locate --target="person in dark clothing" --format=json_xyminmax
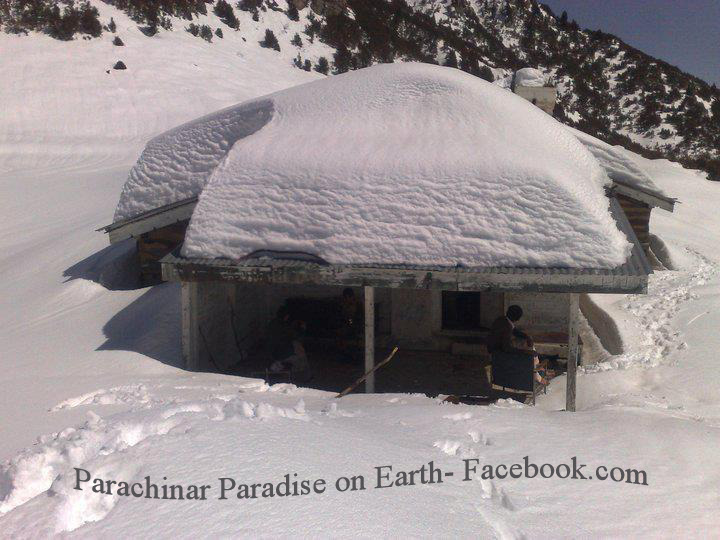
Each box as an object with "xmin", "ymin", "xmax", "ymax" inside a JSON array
[
  {"xmin": 487, "ymin": 305, "xmax": 547, "ymax": 385},
  {"xmin": 487, "ymin": 305, "xmax": 528, "ymax": 354}
]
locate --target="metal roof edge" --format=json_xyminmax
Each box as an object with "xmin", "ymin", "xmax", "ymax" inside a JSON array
[
  {"xmin": 98, "ymin": 196, "xmax": 198, "ymax": 244},
  {"xmin": 611, "ymin": 180, "xmax": 676, "ymax": 212}
]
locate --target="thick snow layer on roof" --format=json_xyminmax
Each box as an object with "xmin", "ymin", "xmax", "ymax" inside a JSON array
[
  {"xmin": 113, "ymin": 100, "xmax": 275, "ymax": 222},
  {"xmin": 514, "ymin": 67, "xmax": 546, "ymax": 87},
  {"xmin": 567, "ymin": 126, "xmax": 669, "ymax": 198},
  {"xmin": 177, "ymin": 63, "xmax": 630, "ymax": 268}
]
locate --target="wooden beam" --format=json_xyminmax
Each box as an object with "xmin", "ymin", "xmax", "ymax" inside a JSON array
[
  {"xmin": 566, "ymin": 293, "xmax": 580, "ymax": 412},
  {"xmin": 336, "ymin": 347, "xmax": 398, "ymax": 398},
  {"xmin": 364, "ymin": 286, "xmax": 375, "ymax": 393},
  {"xmin": 161, "ymin": 260, "xmax": 649, "ymax": 295},
  {"xmin": 181, "ymin": 282, "xmax": 199, "ymax": 371}
]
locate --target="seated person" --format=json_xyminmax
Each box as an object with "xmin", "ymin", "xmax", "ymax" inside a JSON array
[
  {"xmin": 487, "ymin": 305, "xmax": 548, "ymax": 385},
  {"xmin": 265, "ymin": 306, "xmax": 310, "ymax": 380}
]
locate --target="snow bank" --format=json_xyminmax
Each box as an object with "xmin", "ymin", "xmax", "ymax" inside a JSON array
[
  {"xmin": 568, "ymin": 126, "xmax": 669, "ymax": 198},
  {"xmin": 514, "ymin": 67, "xmax": 546, "ymax": 87},
  {"xmin": 177, "ymin": 63, "xmax": 630, "ymax": 268}
]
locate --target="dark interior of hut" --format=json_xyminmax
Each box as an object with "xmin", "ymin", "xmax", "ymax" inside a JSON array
[{"xmin": 222, "ymin": 293, "xmax": 561, "ymax": 403}]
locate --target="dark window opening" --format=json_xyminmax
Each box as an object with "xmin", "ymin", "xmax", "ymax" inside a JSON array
[{"xmin": 442, "ymin": 291, "xmax": 482, "ymax": 330}]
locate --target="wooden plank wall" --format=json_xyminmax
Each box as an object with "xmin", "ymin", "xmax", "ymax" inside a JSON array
[
  {"xmin": 616, "ymin": 194, "xmax": 651, "ymax": 253},
  {"xmin": 137, "ymin": 220, "xmax": 189, "ymax": 285}
]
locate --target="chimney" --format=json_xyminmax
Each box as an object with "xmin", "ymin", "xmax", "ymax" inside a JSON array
[{"xmin": 512, "ymin": 68, "xmax": 557, "ymax": 114}]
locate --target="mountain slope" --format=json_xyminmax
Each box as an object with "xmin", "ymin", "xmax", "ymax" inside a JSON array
[{"xmin": 3, "ymin": 0, "xmax": 718, "ymax": 178}]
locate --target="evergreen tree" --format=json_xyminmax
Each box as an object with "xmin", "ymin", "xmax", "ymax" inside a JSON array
[
  {"xmin": 333, "ymin": 44, "xmax": 353, "ymax": 73},
  {"xmin": 559, "ymin": 10, "xmax": 568, "ymax": 26},
  {"xmin": 260, "ymin": 28, "xmax": 280, "ymax": 51},
  {"xmin": 637, "ymin": 100, "xmax": 662, "ymax": 131},
  {"xmin": 303, "ymin": 59, "xmax": 311, "ymax": 71},
  {"xmin": 286, "ymin": 2, "xmax": 299, "ymax": 21},
  {"xmin": 113, "ymin": 35, "xmax": 124, "ymax": 46},
  {"xmin": 214, "ymin": 0, "xmax": 239, "ymax": 30},
  {"xmin": 315, "ymin": 56, "xmax": 329, "ymax": 74},
  {"xmin": 79, "ymin": 3, "xmax": 102, "ymax": 37},
  {"xmin": 238, "ymin": 0, "xmax": 262, "ymax": 11},
  {"xmin": 199, "ymin": 24, "xmax": 213, "ymax": 42},
  {"xmin": 140, "ymin": 3, "xmax": 160, "ymax": 36},
  {"xmin": 49, "ymin": 5, "xmax": 80, "ymax": 40},
  {"xmin": 291, "ymin": 32, "xmax": 302, "ymax": 47},
  {"xmin": 711, "ymin": 99, "xmax": 720, "ymax": 125},
  {"xmin": 215, "ymin": 27, "xmax": 223, "ymax": 38},
  {"xmin": 108, "ymin": 17, "xmax": 117, "ymax": 32},
  {"xmin": 443, "ymin": 49, "xmax": 458, "ymax": 68},
  {"xmin": 459, "ymin": 53, "xmax": 478, "ymax": 75}
]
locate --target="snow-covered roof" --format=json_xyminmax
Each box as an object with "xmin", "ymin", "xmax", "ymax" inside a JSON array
[
  {"xmin": 114, "ymin": 99, "xmax": 274, "ymax": 222},
  {"xmin": 116, "ymin": 63, "xmax": 632, "ymax": 269},
  {"xmin": 567, "ymin": 127, "xmax": 673, "ymax": 206},
  {"xmin": 514, "ymin": 67, "xmax": 547, "ymax": 87}
]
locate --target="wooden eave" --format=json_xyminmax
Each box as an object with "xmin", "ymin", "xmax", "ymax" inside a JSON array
[
  {"xmin": 611, "ymin": 181, "xmax": 676, "ymax": 212},
  {"xmin": 98, "ymin": 196, "xmax": 198, "ymax": 244}
]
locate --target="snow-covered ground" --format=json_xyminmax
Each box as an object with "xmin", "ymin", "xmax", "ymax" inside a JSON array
[{"xmin": 1, "ymin": 5, "xmax": 720, "ymax": 537}]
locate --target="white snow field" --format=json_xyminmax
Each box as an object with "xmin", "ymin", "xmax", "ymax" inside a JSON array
[{"xmin": 1, "ymin": 4, "xmax": 720, "ymax": 538}]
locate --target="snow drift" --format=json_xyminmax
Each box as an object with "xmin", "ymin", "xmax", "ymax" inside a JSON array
[{"xmin": 117, "ymin": 63, "xmax": 631, "ymax": 268}]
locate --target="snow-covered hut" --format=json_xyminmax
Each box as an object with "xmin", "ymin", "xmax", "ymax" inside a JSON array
[{"xmin": 101, "ymin": 63, "xmax": 655, "ymax": 410}]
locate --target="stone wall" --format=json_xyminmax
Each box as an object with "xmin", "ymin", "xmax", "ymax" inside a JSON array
[{"xmin": 390, "ymin": 289, "xmax": 440, "ymax": 350}]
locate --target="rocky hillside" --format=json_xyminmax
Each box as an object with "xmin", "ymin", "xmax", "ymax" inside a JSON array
[{"xmin": 2, "ymin": 0, "xmax": 718, "ymax": 178}]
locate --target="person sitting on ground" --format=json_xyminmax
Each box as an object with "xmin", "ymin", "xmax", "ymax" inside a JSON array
[
  {"xmin": 487, "ymin": 305, "xmax": 548, "ymax": 385},
  {"xmin": 265, "ymin": 305, "xmax": 310, "ymax": 381}
]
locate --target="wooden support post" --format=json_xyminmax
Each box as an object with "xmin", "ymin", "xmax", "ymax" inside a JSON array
[
  {"xmin": 364, "ymin": 286, "xmax": 375, "ymax": 393},
  {"xmin": 566, "ymin": 293, "xmax": 579, "ymax": 412},
  {"xmin": 181, "ymin": 281, "xmax": 200, "ymax": 371}
]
